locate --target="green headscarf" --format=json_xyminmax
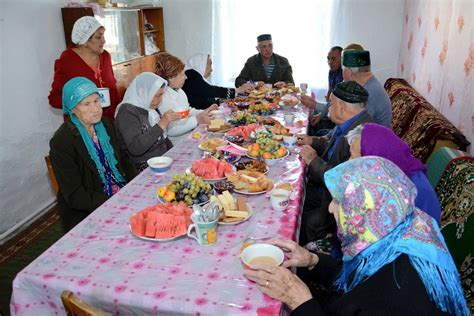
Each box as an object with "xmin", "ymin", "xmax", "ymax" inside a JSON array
[{"xmin": 62, "ymin": 77, "xmax": 125, "ymax": 194}]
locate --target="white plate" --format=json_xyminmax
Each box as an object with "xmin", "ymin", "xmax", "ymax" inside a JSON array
[
  {"xmin": 219, "ymin": 204, "xmax": 253, "ymax": 226},
  {"xmin": 157, "ymin": 194, "xmax": 209, "ymax": 207},
  {"xmin": 246, "ymin": 150, "xmax": 290, "ymax": 162},
  {"xmin": 185, "ymin": 166, "xmax": 236, "ymax": 182},
  {"xmin": 235, "ymin": 162, "xmax": 269, "ymax": 175},
  {"xmin": 198, "ymin": 139, "xmax": 228, "ymax": 152},
  {"xmin": 278, "ymin": 101, "xmax": 300, "ymax": 107},
  {"xmin": 129, "ymin": 225, "xmax": 187, "ymax": 242}
]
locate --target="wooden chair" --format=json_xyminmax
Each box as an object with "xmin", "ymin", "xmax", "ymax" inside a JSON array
[
  {"xmin": 61, "ymin": 291, "xmax": 110, "ymax": 316},
  {"xmin": 44, "ymin": 155, "xmax": 59, "ymax": 195}
]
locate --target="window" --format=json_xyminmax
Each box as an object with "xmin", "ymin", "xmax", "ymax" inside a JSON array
[{"xmin": 211, "ymin": 0, "xmax": 334, "ymax": 92}]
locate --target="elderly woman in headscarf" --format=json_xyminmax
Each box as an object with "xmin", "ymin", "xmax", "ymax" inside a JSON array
[
  {"xmin": 49, "ymin": 16, "xmax": 120, "ymax": 121},
  {"xmin": 346, "ymin": 123, "xmax": 441, "ymax": 221},
  {"xmin": 49, "ymin": 77, "xmax": 136, "ymax": 232},
  {"xmin": 155, "ymin": 52, "xmax": 216, "ymax": 142},
  {"xmin": 244, "ymin": 156, "xmax": 468, "ymax": 315},
  {"xmin": 182, "ymin": 53, "xmax": 253, "ymax": 109},
  {"xmin": 115, "ymin": 72, "xmax": 181, "ymax": 171}
]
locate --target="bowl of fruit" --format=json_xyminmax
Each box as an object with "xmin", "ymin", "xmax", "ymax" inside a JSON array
[
  {"xmin": 157, "ymin": 173, "xmax": 213, "ymax": 206},
  {"xmin": 246, "ymin": 136, "xmax": 289, "ymax": 165},
  {"xmin": 248, "ymin": 103, "xmax": 276, "ymax": 117},
  {"xmin": 228, "ymin": 112, "xmax": 257, "ymax": 126}
]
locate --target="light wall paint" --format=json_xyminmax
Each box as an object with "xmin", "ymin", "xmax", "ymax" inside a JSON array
[
  {"xmin": 331, "ymin": 0, "xmax": 405, "ymax": 83},
  {"xmin": 0, "ymin": 0, "xmax": 405, "ymax": 240},
  {"xmin": 1, "ymin": 0, "xmax": 68, "ymax": 239}
]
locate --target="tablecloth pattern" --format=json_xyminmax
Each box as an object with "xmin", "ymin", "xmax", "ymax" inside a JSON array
[{"xmin": 11, "ymin": 107, "xmax": 308, "ymax": 315}]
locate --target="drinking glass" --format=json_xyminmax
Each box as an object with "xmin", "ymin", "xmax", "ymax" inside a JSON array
[{"xmin": 299, "ymin": 83, "xmax": 308, "ymax": 94}]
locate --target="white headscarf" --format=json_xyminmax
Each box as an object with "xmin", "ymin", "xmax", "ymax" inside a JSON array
[
  {"xmin": 115, "ymin": 72, "xmax": 168, "ymax": 127},
  {"xmin": 71, "ymin": 16, "xmax": 103, "ymax": 45},
  {"xmin": 186, "ymin": 53, "xmax": 210, "ymax": 80}
]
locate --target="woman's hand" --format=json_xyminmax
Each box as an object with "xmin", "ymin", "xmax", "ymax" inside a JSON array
[
  {"xmin": 158, "ymin": 110, "xmax": 181, "ymax": 129},
  {"xmin": 309, "ymin": 114, "xmax": 322, "ymax": 126},
  {"xmin": 196, "ymin": 110, "xmax": 214, "ymax": 125},
  {"xmin": 268, "ymin": 239, "xmax": 319, "ymax": 269},
  {"xmin": 236, "ymin": 84, "xmax": 253, "ymax": 95},
  {"xmin": 207, "ymin": 104, "xmax": 219, "ymax": 112},
  {"xmin": 243, "ymin": 264, "xmax": 313, "ymax": 311}
]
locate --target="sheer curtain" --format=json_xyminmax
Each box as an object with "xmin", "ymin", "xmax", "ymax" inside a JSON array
[{"xmin": 211, "ymin": 0, "xmax": 335, "ymax": 93}]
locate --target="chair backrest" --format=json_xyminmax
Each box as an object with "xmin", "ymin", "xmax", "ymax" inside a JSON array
[
  {"xmin": 61, "ymin": 291, "xmax": 110, "ymax": 316},
  {"xmin": 44, "ymin": 155, "xmax": 59, "ymax": 195}
]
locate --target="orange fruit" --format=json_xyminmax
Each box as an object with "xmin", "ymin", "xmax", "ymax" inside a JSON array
[
  {"xmin": 263, "ymin": 152, "xmax": 272, "ymax": 159},
  {"xmin": 250, "ymin": 150, "xmax": 259, "ymax": 157},
  {"xmin": 276, "ymin": 147, "xmax": 287, "ymax": 157},
  {"xmin": 250, "ymin": 144, "xmax": 260, "ymax": 151}
]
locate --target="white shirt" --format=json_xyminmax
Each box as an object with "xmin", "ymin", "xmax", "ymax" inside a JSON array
[{"xmin": 159, "ymin": 87, "xmax": 202, "ymax": 143}]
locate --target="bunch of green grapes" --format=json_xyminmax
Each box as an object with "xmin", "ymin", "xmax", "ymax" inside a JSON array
[
  {"xmin": 256, "ymin": 137, "xmax": 280, "ymax": 153},
  {"xmin": 169, "ymin": 173, "xmax": 212, "ymax": 205}
]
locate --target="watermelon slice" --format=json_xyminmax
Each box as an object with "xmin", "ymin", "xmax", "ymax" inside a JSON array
[{"xmin": 129, "ymin": 202, "xmax": 192, "ymax": 240}]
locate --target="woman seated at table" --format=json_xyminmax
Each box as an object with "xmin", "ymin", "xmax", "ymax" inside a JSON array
[
  {"xmin": 155, "ymin": 52, "xmax": 216, "ymax": 142},
  {"xmin": 182, "ymin": 53, "xmax": 253, "ymax": 109},
  {"xmin": 48, "ymin": 16, "xmax": 120, "ymax": 121},
  {"xmin": 50, "ymin": 77, "xmax": 137, "ymax": 232},
  {"xmin": 115, "ymin": 72, "xmax": 181, "ymax": 171},
  {"xmin": 346, "ymin": 123, "xmax": 441, "ymax": 221},
  {"xmin": 244, "ymin": 156, "xmax": 467, "ymax": 315}
]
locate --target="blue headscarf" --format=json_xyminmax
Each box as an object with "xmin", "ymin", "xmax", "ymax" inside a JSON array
[
  {"xmin": 62, "ymin": 77, "xmax": 126, "ymax": 194},
  {"xmin": 324, "ymin": 156, "xmax": 468, "ymax": 315}
]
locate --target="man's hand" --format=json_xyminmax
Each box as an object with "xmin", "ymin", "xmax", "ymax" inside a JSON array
[
  {"xmin": 300, "ymin": 95, "xmax": 317, "ymax": 109},
  {"xmin": 296, "ymin": 134, "xmax": 313, "ymax": 146},
  {"xmin": 309, "ymin": 114, "xmax": 322, "ymax": 126},
  {"xmin": 274, "ymin": 81, "xmax": 286, "ymax": 88},
  {"xmin": 299, "ymin": 145, "xmax": 317, "ymax": 165}
]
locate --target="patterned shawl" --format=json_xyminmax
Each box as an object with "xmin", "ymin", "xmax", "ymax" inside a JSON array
[{"xmin": 324, "ymin": 156, "xmax": 468, "ymax": 315}]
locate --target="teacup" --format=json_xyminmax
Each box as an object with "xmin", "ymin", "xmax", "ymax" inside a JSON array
[
  {"xmin": 187, "ymin": 216, "xmax": 218, "ymax": 246},
  {"xmin": 97, "ymin": 88, "xmax": 111, "ymax": 108},
  {"xmin": 241, "ymin": 243, "xmax": 284, "ymax": 269},
  {"xmin": 284, "ymin": 113, "xmax": 295, "ymax": 125},
  {"xmin": 283, "ymin": 136, "xmax": 297, "ymax": 151},
  {"xmin": 270, "ymin": 189, "xmax": 291, "ymax": 211}
]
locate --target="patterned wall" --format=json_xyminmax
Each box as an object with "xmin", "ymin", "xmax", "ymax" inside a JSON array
[{"xmin": 398, "ymin": 0, "xmax": 473, "ymax": 154}]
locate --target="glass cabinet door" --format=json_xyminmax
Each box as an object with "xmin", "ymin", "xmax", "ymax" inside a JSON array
[{"xmin": 101, "ymin": 9, "xmax": 142, "ymax": 64}]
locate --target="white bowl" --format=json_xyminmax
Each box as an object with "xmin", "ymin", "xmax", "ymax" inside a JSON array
[
  {"xmin": 241, "ymin": 243, "xmax": 284, "ymax": 268},
  {"xmin": 147, "ymin": 156, "xmax": 173, "ymax": 174}
]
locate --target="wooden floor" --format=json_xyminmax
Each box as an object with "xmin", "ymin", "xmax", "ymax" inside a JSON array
[{"xmin": 0, "ymin": 206, "xmax": 65, "ymax": 316}]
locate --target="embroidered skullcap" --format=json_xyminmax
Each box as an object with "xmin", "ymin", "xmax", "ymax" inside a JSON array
[
  {"xmin": 62, "ymin": 77, "xmax": 98, "ymax": 115},
  {"xmin": 332, "ymin": 81, "xmax": 368, "ymax": 103},
  {"xmin": 257, "ymin": 34, "xmax": 272, "ymax": 42},
  {"xmin": 71, "ymin": 16, "xmax": 103, "ymax": 45},
  {"xmin": 155, "ymin": 52, "xmax": 185, "ymax": 80},
  {"xmin": 343, "ymin": 50, "xmax": 371, "ymax": 67}
]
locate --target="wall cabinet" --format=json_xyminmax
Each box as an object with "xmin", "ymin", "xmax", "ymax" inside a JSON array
[{"xmin": 61, "ymin": 7, "xmax": 165, "ymax": 96}]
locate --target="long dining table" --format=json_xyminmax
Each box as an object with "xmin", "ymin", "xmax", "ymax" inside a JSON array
[{"xmin": 11, "ymin": 106, "xmax": 309, "ymax": 315}]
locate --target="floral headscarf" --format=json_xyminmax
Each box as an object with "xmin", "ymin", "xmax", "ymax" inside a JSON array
[{"xmin": 324, "ymin": 156, "xmax": 468, "ymax": 315}]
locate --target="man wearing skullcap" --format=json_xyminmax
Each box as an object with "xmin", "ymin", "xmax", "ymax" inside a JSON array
[
  {"xmin": 296, "ymin": 81, "xmax": 374, "ymax": 245},
  {"xmin": 342, "ymin": 50, "xmax": 392, "ymax": 127},
  {"xmin": 49, "ymin": 16, "xmax": 120, "ymax": 121},
  {"xmin": 235, "ymin": 34, "xmax": 294, "ymax": 88}
]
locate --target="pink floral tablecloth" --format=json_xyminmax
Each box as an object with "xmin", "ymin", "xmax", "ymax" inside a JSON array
[{"xmin": 11, "ymin": 107, "xmax": 309, "ymax": 315}]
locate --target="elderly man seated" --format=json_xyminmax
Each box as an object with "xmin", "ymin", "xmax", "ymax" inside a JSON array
[
  {"xmin": 301, "ymin": 46, "xmax": 343, "ymax": 136},
  {"xmin": 235, "ymin": 34, "xmax": 294, "ymax": 88},
  {"xmin": 297, "ymin": 81, "xmax": 373, "ymax": 245},
  {"xmin": 342, "ymin": 50, "xmax": 392, "ymax": 128}
]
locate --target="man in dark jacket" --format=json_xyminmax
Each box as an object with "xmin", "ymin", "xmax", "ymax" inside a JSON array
[
  {"xmin": 297, "ymin": 81, "xmax": 374, "ymax": 244},
  {"xmin": 235, "ymin": 34, "xmax": 294, "ymax": 88}
]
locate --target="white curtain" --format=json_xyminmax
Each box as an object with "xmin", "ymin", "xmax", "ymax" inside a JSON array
[{"xmin": 211, "ymin": 0, "xmax": 335, "ymax": 93}]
